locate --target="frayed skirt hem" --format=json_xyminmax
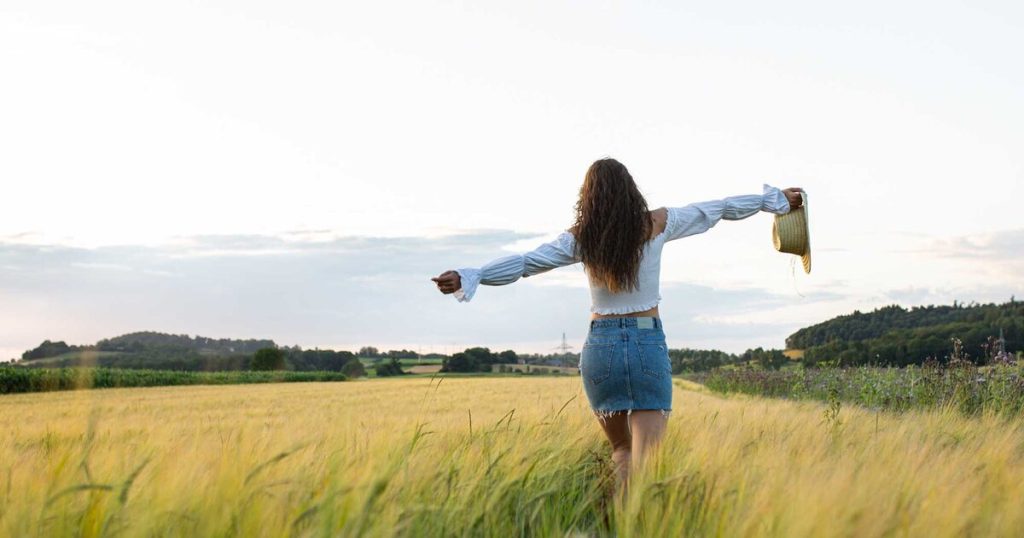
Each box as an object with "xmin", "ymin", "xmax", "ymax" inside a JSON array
[{"xmin": 591, "ymin": 408, "xmax": 672, "ymax": 423}]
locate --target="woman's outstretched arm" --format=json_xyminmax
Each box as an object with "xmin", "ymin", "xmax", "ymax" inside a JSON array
[
  {"xmin": 662, "ymin": 184, "xmax": 802, "ymax": 242},
  {"xmin": 431, "ymin": 231, "xmax": 580, "ymax": 302}
]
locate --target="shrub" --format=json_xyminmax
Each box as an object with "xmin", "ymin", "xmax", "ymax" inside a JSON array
[
  {"xmin": 341, "ymin": 357, "xmax": 368, "ymax": 378},
  {"xmin": 375, "ymin": 358, "xmax": 405, "ymax": 377}
]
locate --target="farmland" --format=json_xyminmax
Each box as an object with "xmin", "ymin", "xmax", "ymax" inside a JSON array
[
  {"xmin": 0, "ymin": 367, "xmax": 348, "ymax": 395},
  {"xmin": 2, "ymin": 376, "xmax": 1023, "ymax": 536},
  {"xmin": 357, "ymin": 357, "xmax": 579, "ymax": 376}
]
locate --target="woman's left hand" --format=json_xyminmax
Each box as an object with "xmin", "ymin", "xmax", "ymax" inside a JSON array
[
  {"xmin": 431, "ymin": 270, "xmax": 462, "ymax": 294},
  {"xmin": 782, "ymin": 187, "xmax": 804, "ymax": 210}
]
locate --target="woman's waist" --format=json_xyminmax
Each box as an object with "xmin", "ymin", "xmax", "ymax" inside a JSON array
[
  {"xmin": 588, "ymin": 282, "xmax": 661, "ymax": 318},
  {"xmin": 588, "ymin": 314, "xmax": 662, "ymax": 330},
  {"xmin": 590, "ymin": 304, "xmax": 659, "ymax": 320}
]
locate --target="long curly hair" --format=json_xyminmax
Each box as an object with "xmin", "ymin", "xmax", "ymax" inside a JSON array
[{"xmin": 571, "ymin": 158, "xmax": 651, "ymax": 293}]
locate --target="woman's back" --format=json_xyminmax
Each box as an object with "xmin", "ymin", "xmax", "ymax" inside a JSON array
[{"xmin": 585, "ymin": 209, "xmax": 668, "ymax": 315}]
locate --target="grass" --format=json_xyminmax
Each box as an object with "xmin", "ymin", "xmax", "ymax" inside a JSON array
[
  {"xmin": 0, "ymin": 367, "xmax": 348, "ymax": 394},
  {"xmin": 686, "ymin": 360, "xmax": 1024, "ymax": 417},
  {"xmin": 1, "ymin": 377, "xmax": 1023, "ymax": 536}
]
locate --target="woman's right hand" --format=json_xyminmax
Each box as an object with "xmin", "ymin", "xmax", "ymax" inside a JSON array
[
  {"xmin": 782, "ymin": 187, "xmax": 804, "ymax": 210},
  {"xmin": 431, "ymin": 270, "xmax": 462, "ymax": 295}
]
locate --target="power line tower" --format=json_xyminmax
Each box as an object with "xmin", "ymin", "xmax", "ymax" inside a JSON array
[{"xmin": 554, "ymin": 332, "xmax": 573, "ymax": 354}]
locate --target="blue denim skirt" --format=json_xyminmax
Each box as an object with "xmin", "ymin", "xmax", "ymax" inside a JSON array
[{"xmin": 579, "ymin": 317, "xmax": 673, "ymax": 420}]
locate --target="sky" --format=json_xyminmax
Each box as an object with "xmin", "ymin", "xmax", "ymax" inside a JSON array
[{"xmin": 1, "ymin": 1, "xmax": 1021, "ymax": 360}]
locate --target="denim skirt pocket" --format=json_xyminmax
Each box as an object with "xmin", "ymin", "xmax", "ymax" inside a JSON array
[
  {"xmin": 636, "ymin": 340, "xmax": 670, "ymax": 379},
  {"xmin": 580, "ymin": 342, "xmax": 615, "ymax": 385}
]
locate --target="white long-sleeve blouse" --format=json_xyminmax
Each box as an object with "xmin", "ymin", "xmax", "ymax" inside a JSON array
[{"xmin": 452, "ymin": 184, "xmax": 791, "ymax": 314}]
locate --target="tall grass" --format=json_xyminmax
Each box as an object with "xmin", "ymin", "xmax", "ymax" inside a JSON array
[
  {"xmin": 0, "ymin": 367, "xmax": 347, "ymax": 394},
  {"xmin": 1, "ymin": 377, "xmax": 1023, "ymax": 536},
  {"xmin": 688, "ymin": 360, "xmax": 1024, "ymax": 417}
]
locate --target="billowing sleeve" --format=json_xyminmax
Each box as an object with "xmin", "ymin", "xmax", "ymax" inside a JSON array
[
  {"xmin": 663, "ymin": 184, "xmax": 791, "ymax": 242},
  {"xmin": 452, "ymin": 231, "xmax": 580, "ymax": 302}
]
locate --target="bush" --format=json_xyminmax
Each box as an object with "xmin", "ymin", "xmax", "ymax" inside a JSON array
[
  {"xmin": 341, "ymin": 357, "xmax": 367, "ymax": 378},
  {"xmin": 375, "ymin": 357, "xmax": 405, "ymax": 377}
]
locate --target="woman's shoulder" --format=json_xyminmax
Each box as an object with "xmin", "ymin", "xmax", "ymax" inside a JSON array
[{"xmin": 650, "ymin": 208, "xmax": 668, "ymax": 239}]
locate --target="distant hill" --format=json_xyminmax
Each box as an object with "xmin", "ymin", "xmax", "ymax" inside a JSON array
[
  {"xmin": 97, "ymin": 331, "xmax": 275, "ymax": 355},
  {"xmin": 18, "ymin": 331, "xmax": 357, "ymax": 373},
  {"xmin": 22, "ymin": 331, "xmax": 276, "ymax": 361},
  {"xmin": 787, "ymin": 299, "xmax": 1023, "ymax": 367}
]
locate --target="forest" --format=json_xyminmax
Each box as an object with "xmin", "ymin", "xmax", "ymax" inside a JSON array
[{"xmin": 789, "ymin": 299, "xmax": 1022, "ymax": 366}]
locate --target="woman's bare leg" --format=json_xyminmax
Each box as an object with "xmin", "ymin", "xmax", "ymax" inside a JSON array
[
  {"xmin": 628, "ymin": 410, "xmax": 668, "ymax": 469},
  {"xmin": 596, "ymin": 413, "xmax": 632, "ymax": 491}
]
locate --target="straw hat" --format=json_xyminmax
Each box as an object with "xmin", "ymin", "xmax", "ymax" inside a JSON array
[{"xmin": 772, "ymin": 191, "xmax": 811, "ymax": 273}]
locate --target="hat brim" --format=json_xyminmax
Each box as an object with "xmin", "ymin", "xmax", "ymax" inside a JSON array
[{"xmin": 800, "ymin": 191, "xmax": 811, "ymax": 274}]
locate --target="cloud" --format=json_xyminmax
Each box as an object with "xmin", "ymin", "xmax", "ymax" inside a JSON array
[
  {"xmin": 0, "ymin": 230, "xmax": 561, "ymax": 356},
  {"xmin": 925, "ymin": 228, "xmax": 1024, "ymax": 261},
  {"xmin": 70, "ymin": 262, "xmax": 134, "ymax": 272},
  {"xmin": 0, "ymin": 230, "xmax": 844, "ymax": 357},
  {"xmin": 880, "ymin": 284, "xmax": 1019, "ymax": 307}
]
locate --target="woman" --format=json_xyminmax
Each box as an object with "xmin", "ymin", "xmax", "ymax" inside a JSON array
[{"xmin": 431, "ymin": 158, "xmax": 802, "ymax": 490}]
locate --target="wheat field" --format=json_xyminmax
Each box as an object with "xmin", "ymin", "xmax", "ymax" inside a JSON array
[{"xmin": 1, "ymin": 376, "xmax": 1022, "ymax": 537}]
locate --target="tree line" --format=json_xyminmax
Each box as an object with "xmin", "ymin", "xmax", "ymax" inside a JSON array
[
  {"xmin": 788, "ymin": 299, "xmax": 1022, "ymax": 367},
  {"xmin": 21, "ymin": 331, "xmax": 276, "ymax": 361},
  {"xmin": 16, "ymin": 335, "xmax": 781, "ymax": 375},
  {"xmin": 22, "ymin": 298, "xmax": 1020, "ymax": 375},
  {"xmin": 439, "ymin": 347, "xmax": 519, "ymax": 373},
  {"xmin": 97, "ymin": 331, "xmax": 275, "ymax": 355}
]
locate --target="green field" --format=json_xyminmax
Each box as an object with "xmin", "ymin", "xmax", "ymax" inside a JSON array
[
  {"xmin": 0, "ymin": 367, "xmax": 347, "ymax": 394},
  {"xmin": 403, "ymin": 357, "xmax": 443, "ymax": 365},
  {"xmin": 357, "ymin": 357, "xmax": 577, "ymax": 376},
  {"xmin": 357, "ymin": 357, "xmax": 444, "ymax": 366}
]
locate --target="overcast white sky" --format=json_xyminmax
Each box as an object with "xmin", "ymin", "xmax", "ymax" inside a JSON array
[{"xmin": 2, "ymin": 1, "xmax": 1021, "ymax": 359}]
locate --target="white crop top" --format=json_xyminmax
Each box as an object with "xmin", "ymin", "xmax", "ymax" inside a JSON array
[{"xmin": 452, "ymin": 184, "xmax": 791, "ymax": 314}]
